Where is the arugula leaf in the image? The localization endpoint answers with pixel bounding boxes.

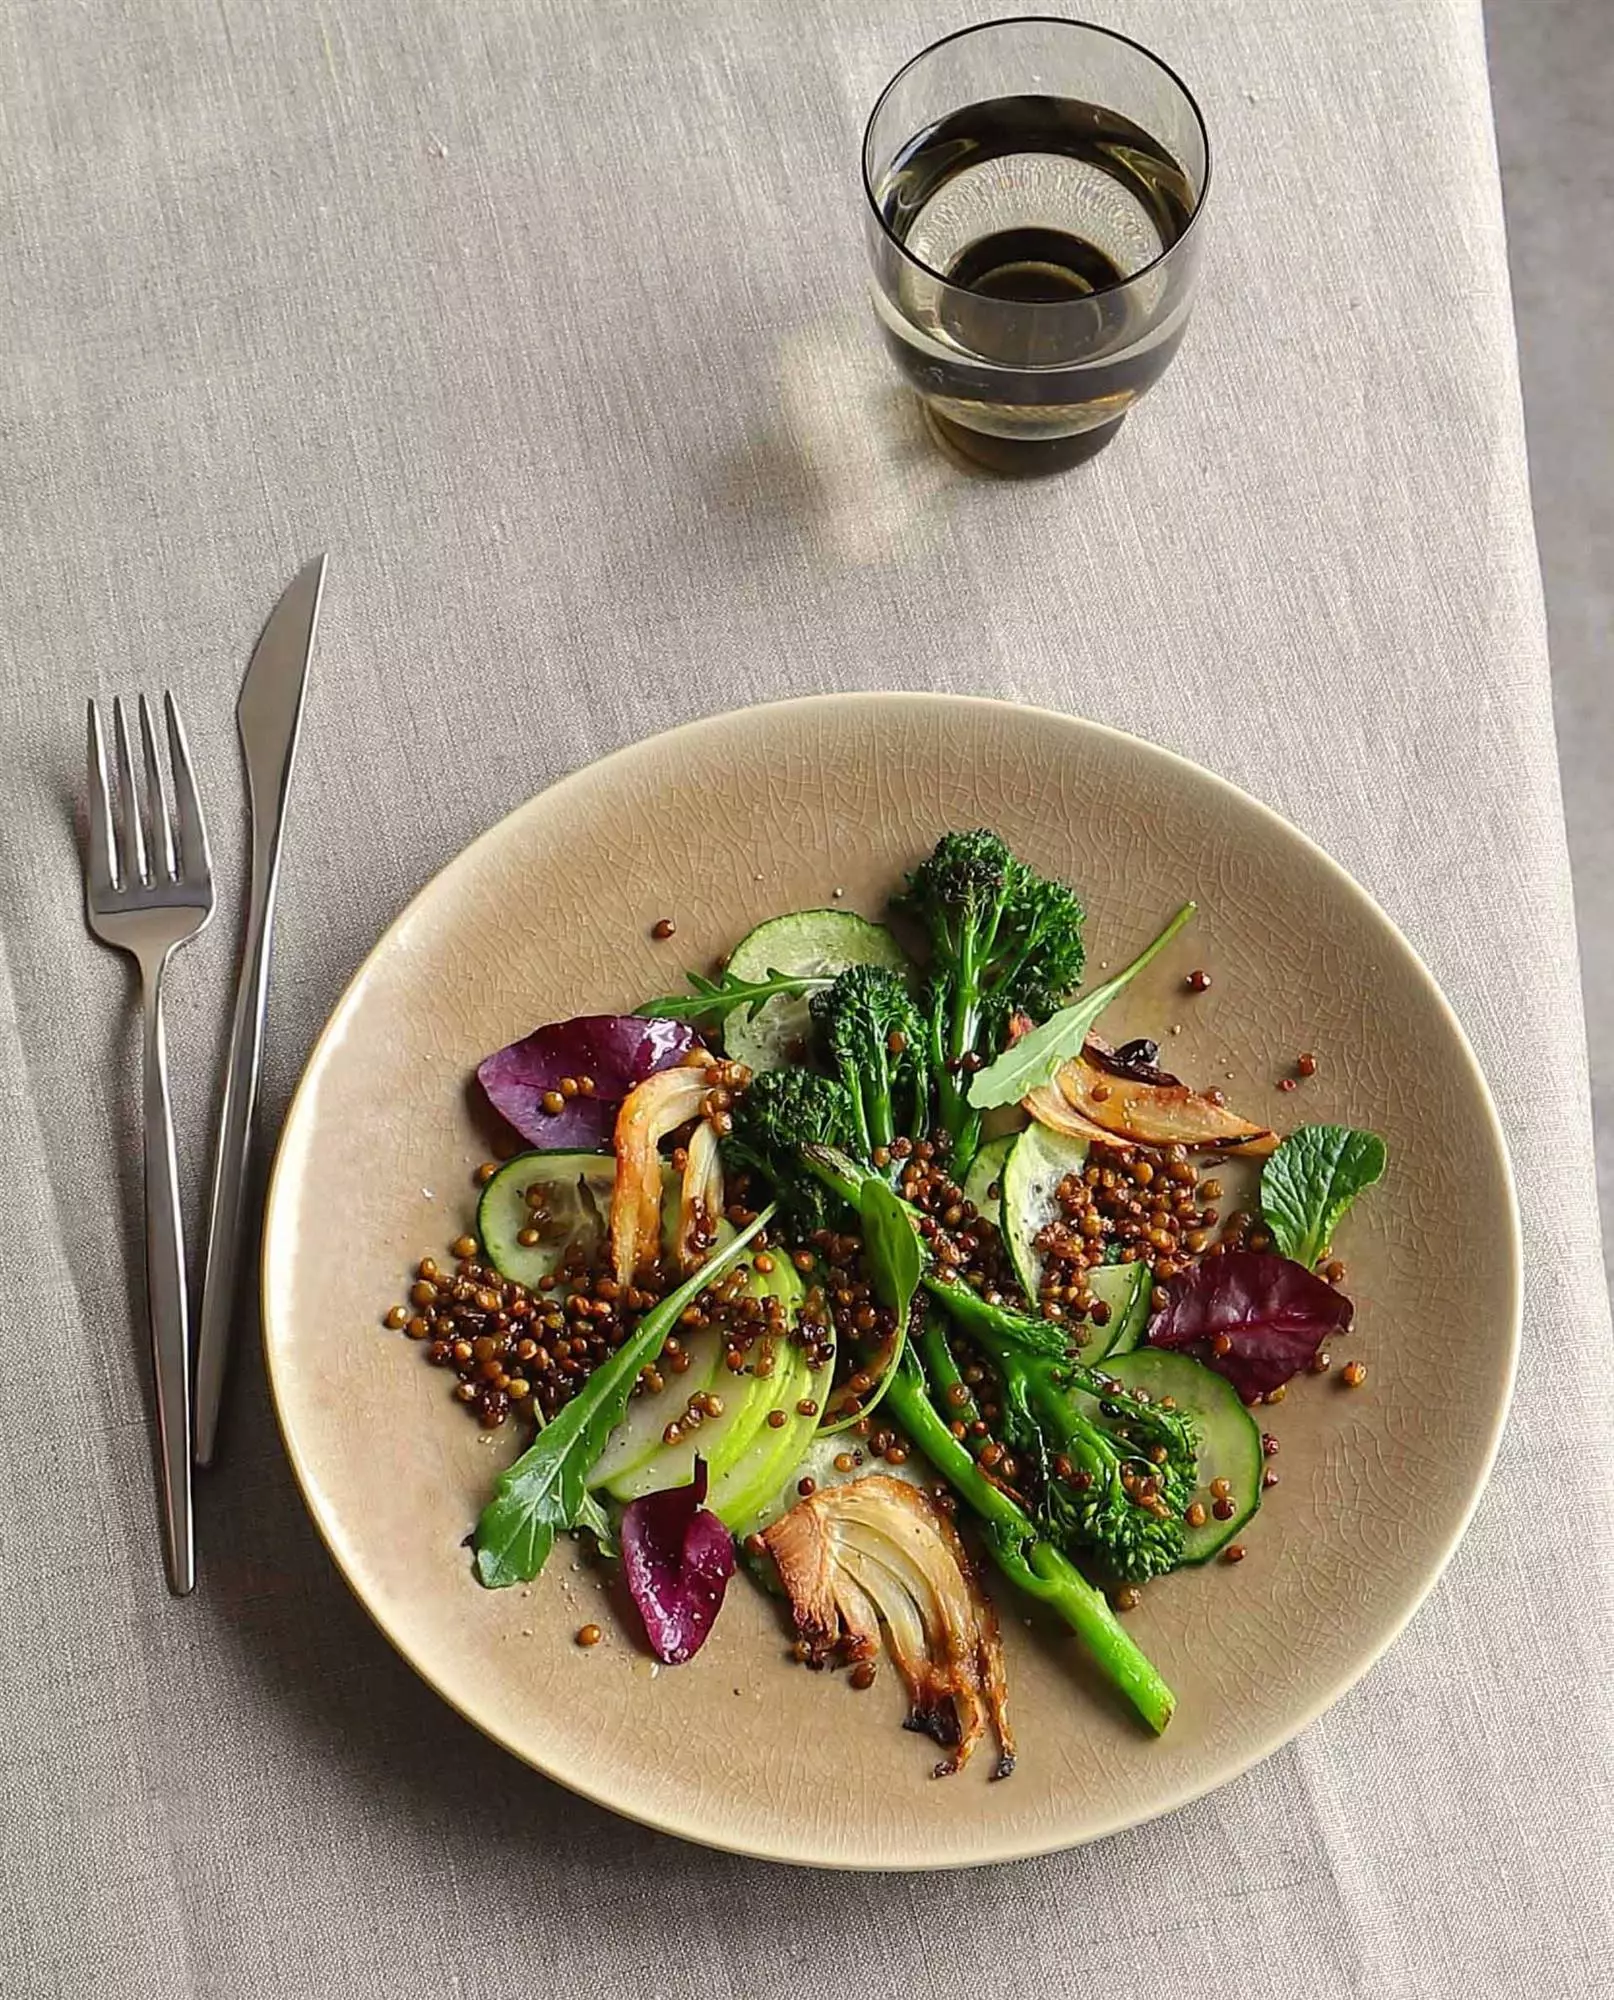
[573,1487,619,1560]
[635,967,831,1028]
[1259,1125,1387,1269]
[472,1205,775,1587]
[967,903,1197,1110]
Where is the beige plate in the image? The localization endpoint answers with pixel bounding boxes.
[263,694,1520,1869]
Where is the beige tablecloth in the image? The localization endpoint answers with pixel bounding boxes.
[4,1,1611,1994]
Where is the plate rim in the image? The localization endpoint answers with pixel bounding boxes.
[261,690,1523,1870]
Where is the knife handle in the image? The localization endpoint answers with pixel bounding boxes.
[193,881,275,1467]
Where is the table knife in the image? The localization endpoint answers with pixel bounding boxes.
[194,555,326,1467]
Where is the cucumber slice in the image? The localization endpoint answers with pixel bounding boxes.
[721,909,911,1073]
[1099,1349,1263,1563]
[1087,1261,1152,1359]
[477,1150,615,1288]
[961,1133,1016,1231]
[1001,1122,1089,1302]
[481,1153,688,1287]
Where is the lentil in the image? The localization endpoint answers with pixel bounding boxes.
[1222,1543,1247,1564]
[1341,1360,1367,1388]
[1186,968,1212,993]
[651,917,676,940]
[576,1623,603,1647]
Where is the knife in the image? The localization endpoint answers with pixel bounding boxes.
[194,555,326,1467]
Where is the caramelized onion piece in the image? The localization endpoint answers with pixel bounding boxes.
[762,1475,1015,1777]
[610,1057,713,1283]
[676,1118,725,1273]
[1036,1040,1275,1154]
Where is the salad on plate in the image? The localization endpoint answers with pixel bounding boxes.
[383,831,1386,1778]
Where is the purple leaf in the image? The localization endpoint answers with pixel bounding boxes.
[620,1459,736,1665]
[477,1014,696,1148]
[1148,1250,1354,1400]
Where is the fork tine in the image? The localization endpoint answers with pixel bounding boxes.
[111,696,149,886]
[86,700,119,895]
[137,694,177,881]
[163,692,211,887]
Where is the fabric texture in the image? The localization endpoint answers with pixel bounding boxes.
[2,1,1609,1995]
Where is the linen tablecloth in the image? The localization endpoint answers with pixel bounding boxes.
[4,1,1610,1994]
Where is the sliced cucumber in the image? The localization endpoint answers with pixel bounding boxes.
[961,1133,1016,1231]
[481,1153,688,1288]
[1099,1349,1263,1563]
[477,1150,615,1288]
[1087,1260,1152,1359]
[1001,1121,1089,1302]
[721,908,911,1073]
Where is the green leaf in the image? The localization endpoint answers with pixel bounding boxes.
[471,1205,774,1587]
[858,1177,924,1324]
[812,1166,926,1435]
[967,902,1197,1110]
[573,1487,619,1560]
[1259,1125,1387,1269]
[635,967,831,1028]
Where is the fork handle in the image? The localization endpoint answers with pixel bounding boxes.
[142,966,195,1595]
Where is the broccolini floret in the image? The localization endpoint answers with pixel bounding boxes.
[723,1064,855,1232]
[808,963,928,1162]
[893,830,1085,1166]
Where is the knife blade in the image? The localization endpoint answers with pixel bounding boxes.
[194,554,326,1468]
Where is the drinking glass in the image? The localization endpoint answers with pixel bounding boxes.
[862,17,1211,474]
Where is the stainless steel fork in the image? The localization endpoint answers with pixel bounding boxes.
[84,694,214,1595]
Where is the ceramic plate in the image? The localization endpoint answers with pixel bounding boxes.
[263,694,1519,1869]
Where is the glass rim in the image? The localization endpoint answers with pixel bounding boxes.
[860,14,1214,302]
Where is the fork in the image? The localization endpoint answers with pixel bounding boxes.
[84,694,214,1596]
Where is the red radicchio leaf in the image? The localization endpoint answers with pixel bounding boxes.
[476,1014,696,1148]
[1147,1250,1354,1400]
[620,1458,736,1665]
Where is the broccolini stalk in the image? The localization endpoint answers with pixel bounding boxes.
[925,1276,1199,1583]
[883,1346,1175,1735]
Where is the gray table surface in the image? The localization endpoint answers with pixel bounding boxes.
[3,2,1611,1995]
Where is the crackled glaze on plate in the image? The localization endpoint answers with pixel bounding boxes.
[262,694,1519,1869]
